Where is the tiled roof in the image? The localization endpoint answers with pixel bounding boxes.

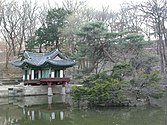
[12,49,76,68]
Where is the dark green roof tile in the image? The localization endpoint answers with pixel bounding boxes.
[12,49,76,68]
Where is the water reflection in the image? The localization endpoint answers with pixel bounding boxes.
[22,108,64,121]
[0,95,166,125]
[0,95,72,125]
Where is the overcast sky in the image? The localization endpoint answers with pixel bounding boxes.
[36,0,144,11]
[86,0,143,10]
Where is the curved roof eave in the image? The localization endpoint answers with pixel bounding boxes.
[49,60,76,66]
[12,49,76,68]
[13,60,76,68]
[12,60,37,67]
[12,61,23,67]
[39,60,76,68]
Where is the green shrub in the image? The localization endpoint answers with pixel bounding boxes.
[72,76,128,106]
[72,67,164,107]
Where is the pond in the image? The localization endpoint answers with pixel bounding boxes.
[0,95,167,125]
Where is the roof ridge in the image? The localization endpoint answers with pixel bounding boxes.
[24,51,31,59]
[13,49,76,68]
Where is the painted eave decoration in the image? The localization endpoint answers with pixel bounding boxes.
[12,49,76,68]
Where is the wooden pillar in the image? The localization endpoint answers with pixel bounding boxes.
[38,70,41,79]
[23,74,25,81]
[60,70,63,78]
[51,71,54,78]
[49,68,51,78]
[27,68,31,80]
[48,82,53,96]
[27,69,29,80]
[31,70,34,80]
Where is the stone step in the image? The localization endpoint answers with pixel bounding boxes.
[0,78,22,85]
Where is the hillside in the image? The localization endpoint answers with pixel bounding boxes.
[0,63,22,79]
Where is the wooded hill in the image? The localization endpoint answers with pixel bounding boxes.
[0,0,166,80]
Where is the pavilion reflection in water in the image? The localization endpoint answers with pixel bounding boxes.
[0,95,73,125]
[22,108,65,121]
[21,96,70,122]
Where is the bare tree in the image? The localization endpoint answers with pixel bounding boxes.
[0,0,39,68]
[138,0,167,74]
[17,0,39,52]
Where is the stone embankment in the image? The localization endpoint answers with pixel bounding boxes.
[0,85,16,97]
[0,83,73,97]
[0,77,20,97]
[0,62,22,97]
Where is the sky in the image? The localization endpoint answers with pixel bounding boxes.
[87,0,143,10]
[7,0,145,11]
[37,0,144,11]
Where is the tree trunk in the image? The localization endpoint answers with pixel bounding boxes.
[39,44,42,53]
[162,18,167,47]
[11,38,16,56]
[5,43,11,69]
[157,18,166,74]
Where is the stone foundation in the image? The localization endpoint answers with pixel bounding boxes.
[0,90,8,97]
[7,84,72,96]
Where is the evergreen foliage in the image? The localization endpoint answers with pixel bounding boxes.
[26,8,71,52]
[72,64,164,107]
[76,21,109,73]
[75,21,150,74]
[72,74,128,106]
[111,64,133,80]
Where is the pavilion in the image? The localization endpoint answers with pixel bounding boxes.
[12,48,76,95]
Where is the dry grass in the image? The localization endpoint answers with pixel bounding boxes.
[0,63,22,79]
